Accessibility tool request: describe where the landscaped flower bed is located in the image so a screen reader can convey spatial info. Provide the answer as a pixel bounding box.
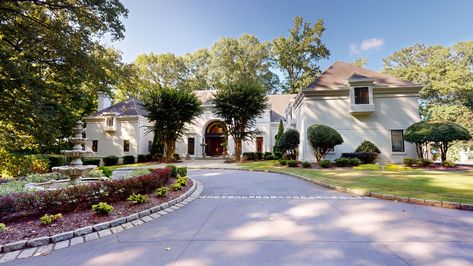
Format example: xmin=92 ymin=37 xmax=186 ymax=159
xmin=0 ymin=167 xmax=192 ymax=245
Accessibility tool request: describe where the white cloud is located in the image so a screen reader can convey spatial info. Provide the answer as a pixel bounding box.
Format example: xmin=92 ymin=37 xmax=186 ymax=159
xmin=349 ymin=38 xmax=384 ymax=54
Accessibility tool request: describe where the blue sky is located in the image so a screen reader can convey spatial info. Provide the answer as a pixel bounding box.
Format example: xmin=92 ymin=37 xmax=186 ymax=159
xmin=108 ymin=0 xmax=473 ymax=71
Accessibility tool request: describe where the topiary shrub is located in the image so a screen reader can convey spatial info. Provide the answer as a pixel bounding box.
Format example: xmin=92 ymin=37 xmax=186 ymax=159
xmin=403 ymin=157 xmax=417 ymax=167
xmin=83 ymin=158 xmax=101 ymax=166
xmin=278 ymin=159 xmax=287 ymax=166
xmin=103 ymin=155 xmax=119 ymax=166
xmin=92 ymin=202 xmax=114 ymax=215
xmin=341 ymin=152 xmax=377 ymax=164
xmin=155 ymin=187 xmax=168 ymax=197
xmin=319 ymin=159 xmax=331 ymax=168
xmin=307 ymin=124 xmax=344 ymax=162
xmin=176 ymin=166 xmax=187 ymax=177
xmin=355 ymin=140 xmax=381 ymax=154
xmin=302 ymin=161 xmax=311 ymax=168
xmin=287 ymin=160 xmax=298 ymax=167
xmin=39 ymin=213 xmax=62 ymax=225
xmin=127 ymin=193 xmax=149 ymax=204
xmin=277 ymin=129 xmax=300 ymax=159
xmin=122 ymin=155 xmax=135 ymax=165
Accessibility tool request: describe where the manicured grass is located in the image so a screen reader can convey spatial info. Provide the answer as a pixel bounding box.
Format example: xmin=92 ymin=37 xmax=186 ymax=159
xmin=239 ymin=160 xmax=473 ymax=204
xmin=107 ymin=162 xmax=158 ymax=170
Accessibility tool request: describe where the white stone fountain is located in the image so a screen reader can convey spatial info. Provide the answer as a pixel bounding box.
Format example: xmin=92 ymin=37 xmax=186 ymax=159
xmin=52 ymin=121 xmax=97 ymax=184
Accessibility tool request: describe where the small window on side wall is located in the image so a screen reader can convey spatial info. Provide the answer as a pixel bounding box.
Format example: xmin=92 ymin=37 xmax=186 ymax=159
xmin=106 ymin=117 xmax=114 ymax=127
xmin=188 ymin=138 xmax=195 ymax=155
xmin=123 ymin=140 xmax=130 ymax=152
xmin=354 ymin=87 xmax=369 ymax=104
xmin=92 ymin=140 xmax=98 ymax=152
xmin=391 ymin=130 xmax=405 ymax=152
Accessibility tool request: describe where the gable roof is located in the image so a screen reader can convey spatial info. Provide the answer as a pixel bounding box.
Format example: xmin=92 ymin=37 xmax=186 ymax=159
xmin=305 ymin=61 xmax=421 ymax=91
xmin=88 ymin=97 xmax=148 ymax=118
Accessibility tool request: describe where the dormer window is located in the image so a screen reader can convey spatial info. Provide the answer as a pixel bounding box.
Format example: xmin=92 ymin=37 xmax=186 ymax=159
xmin=103 ymin=114 xmax=117 ymax=132
xmin=354 ymin=87 xmax=369 ymax=104
xmin=106 ymin=117 xmax=114 ymax=127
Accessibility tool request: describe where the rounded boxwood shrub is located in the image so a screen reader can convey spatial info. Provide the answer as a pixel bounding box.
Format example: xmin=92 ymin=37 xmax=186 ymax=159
xmin=92 ymin=202 xmax=114 ymax=215
xmin=341 ymin=152 xmax=377 ymax=164
xmin=287 ymin=160 xmax=298 ymax=167
xmin=278 ymin=159 xmax=287 ymax=166
xmin=122 ymin=155 xmax=135 ymax=165
xmin=335 ymin=158 xmax=361 ymax=167
xmin=307 ymin=124 xmax=343 ymax=162
xmin=127 ymin=193 xmax=149 ymax=204
xmin=103 ymin=155 xmax=119 ymax=166
xmin=319 ymin=159 xmax=331 ymax=168
xmin=355 ymin=140 xmax=381 ymax=154
xmin=155 ymin=187 xmax=168 ymax=197
xmin=83 ymin=158 xmax=101 ymax=166
xmin=176 ymin=166 xmax=187 ymax=177
xmin=277 ymin=129 xmax=300 ymax=159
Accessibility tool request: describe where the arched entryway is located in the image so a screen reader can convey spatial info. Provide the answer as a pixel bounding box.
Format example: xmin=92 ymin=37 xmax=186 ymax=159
xmin=205 ymin=120 xmax=227 ymax=156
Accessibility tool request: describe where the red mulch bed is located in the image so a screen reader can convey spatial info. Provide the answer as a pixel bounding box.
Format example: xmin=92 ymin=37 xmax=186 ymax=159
xmin=0 ymin=179 xmax=192 ymax=245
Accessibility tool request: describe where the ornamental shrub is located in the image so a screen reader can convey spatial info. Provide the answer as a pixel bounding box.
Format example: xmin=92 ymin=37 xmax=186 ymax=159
xmin=277 ymin=129 xmax=300 ymax=159
xmin=417 ymin=158 xmax=434 ymax=167
xmin=0 ymin=168 xmax=171 ymax=222
xmin=173 ymin=153 xmax=180 ymax=161
xmin=99 ymin=166 xmax=112 ymax=178
xmin=166 ymin=165 xmax=178 ymax=177
xmin=341 ymin=152 xmax=377 ymax=164
xmin=335 ymin=158 xmax=361 ymax=167
xmin=273 ymin=151 xmax=283 ymax=160
xmin=39 ymin=213 xmax=63 ymax=225
xmin=287 ymin=160 xmax=298 ymax=167
xmin=355 ymin=140 xmax=381 ymax=154
xmin=92 ymin=202 xmax=114 ymax=215
xmin=302 ymin=161 xmax=311 ymax=168
xmin=123 ymin=155 xmax=135 ymax=164
xmin=264 ymin=152 xmax=272 ymax=160
xmin=265 ymin=154 xmax=275 ymax=160
xmin=155 ymin=187 xmax=168 ymax=197
xmin=242 ymin=152 xmax=256 ymax=160
xmin=171 ymin=183 xmax=182 ymax=191
xmin=138 ymin=154 xmax=152 ymax=163
xmin=278 ymin=159 xmax=287 ymax=166
xmin=442 ymin=160 xmax=455 ymax=167
xmin=177 ymin=176 xmax=188 ymax=186
xmin=0 ymin=152 xmax=49 ymax=179
xmin=319 ymin=159 xmax=331 ymax=168
xmin=403 ymin=158 xmax=418 ymax=167
xmin=128 ymin=193 xmax=149 ymax=204
xmin=45 ymin=154 xmax=66 ymax=169
xmin=176 ymin=167 xmax=187 ymax=177
xmin=103 ymin=155 xmax=119 ymax=166
xmin=307 ymin=124 xmax=344 ymax=161
xmin=0 ymin=223 xmax=6 ymax=232
xmin=255 ymin=152 xmax=263 ymax=160
xmin=83 ymin=158 xmax=101 ymax=166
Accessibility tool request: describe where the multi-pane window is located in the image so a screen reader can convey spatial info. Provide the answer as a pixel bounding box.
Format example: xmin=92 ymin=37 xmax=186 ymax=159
xmin=391 ymin=130 xmax=405 ymax=152
xmin=354 ymin=87 xmax=369 ymax=104
xmin=123 ymin=140 xmax=130 ymax=152
xmin=188 ymin=138 xmax=195 ymax=155
xmin=92 ymin=140 xmax=98 ymax=152
xmin=106 ymin=117 xmax=114 ymax=127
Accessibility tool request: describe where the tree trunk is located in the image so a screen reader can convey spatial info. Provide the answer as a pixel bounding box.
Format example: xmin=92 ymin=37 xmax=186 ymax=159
xmin=234 ymin=138 xmax=242 ymax=161
xmin=440 ymin=142 xmax=448 ymax=163
xmin=165 ymin=141 xmax=175 ymax=162
xmin=415 ymin=143 xmax=424 ymax=159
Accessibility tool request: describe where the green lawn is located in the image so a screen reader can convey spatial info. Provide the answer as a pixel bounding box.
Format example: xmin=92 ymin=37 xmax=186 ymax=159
xmin=239 ymin=160 xmax=473 ymax=204
xmin=106 ymin=162 xmax=159 ymax=170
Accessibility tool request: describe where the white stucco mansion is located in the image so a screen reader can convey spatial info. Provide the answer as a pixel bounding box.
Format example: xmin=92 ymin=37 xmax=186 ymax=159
xmin=84 ymin=61 xmax=422 ymax=163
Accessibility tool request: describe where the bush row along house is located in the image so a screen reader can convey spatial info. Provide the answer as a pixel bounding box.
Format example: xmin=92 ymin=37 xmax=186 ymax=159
xmin=84 ymin=61 xmax=421 ymax=163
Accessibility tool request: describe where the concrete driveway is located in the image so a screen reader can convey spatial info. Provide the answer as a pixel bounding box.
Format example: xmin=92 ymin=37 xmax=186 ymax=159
xmin=6 ymin=169 xmax=473 ymax=266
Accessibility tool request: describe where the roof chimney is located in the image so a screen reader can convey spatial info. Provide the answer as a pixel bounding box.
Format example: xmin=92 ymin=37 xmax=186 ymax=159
xmin=97 ymin=91 xmax=111 ymax=111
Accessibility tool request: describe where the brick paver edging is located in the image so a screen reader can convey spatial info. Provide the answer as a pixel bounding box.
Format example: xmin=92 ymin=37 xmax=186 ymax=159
xmin=187 ymin=166 xmax=473 ymax=211
xmin=0 ymin=178 xmax=203 ymax=264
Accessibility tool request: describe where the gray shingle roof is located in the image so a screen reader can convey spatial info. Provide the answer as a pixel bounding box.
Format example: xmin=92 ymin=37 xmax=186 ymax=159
xmin=88 ymin=97 xmax=148 ymax=117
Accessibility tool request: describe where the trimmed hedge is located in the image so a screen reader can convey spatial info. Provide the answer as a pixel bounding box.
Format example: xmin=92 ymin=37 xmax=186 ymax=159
xmin=0 ymin=152 xmax=49 ymax=179
xmin=83 ymin=158 xmax=101 ymax=166
xmin=44 ymin=154 xmax=66 ymax=169
xmin=287 ymin=160 xmax=298 ymax=167
xmin=0 ymin=168 xmax=171 ymax=222
xmin=137 ymin=154 xmax=153 ymax=163
xmin=242 ymin=152 xmax=256 ymax=160
xmin=319 ymin=159 xmax=331 ymax=168
xmin=264 ymin=152 xmax=272 ymax=159
xmin=103 ymin=155 xmax=119 ymax=166
xmin=122 ymin=155 xmax=135 ymax=165
xmin=274 ymin=151 xmax=283 ymax=160
xmin=341 ymin=152 xmax=377 ymax=164
xmin=255 ymin=152 xmax=263 ymax=160
xmin=335 ymin=157 xmax=362 ymax=167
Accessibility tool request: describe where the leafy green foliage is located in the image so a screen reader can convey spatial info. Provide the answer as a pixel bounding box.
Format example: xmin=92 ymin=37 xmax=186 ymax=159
xmin=335 ymin=158 xmax=361 ymax=167
xmin=155 ymin=187 xmax=168 ymax=198
xmin=0 ymin=223 xmax=5 ymax=232
xmin=273 ymin=17 xmax=330 ymax=93
xmin=0 ymin=152 xmax=49 ymax=178
xmin=127 ymin=193 xmax=149 ymax=205
xmin=99 ymin=166 xmax=113 ymax=178
xmin=442 ymin=160 xmax=455 ymax=167
xmin=92 ymin=202 xmax=114 ymax=215
xmin=278 ymin=159 xmax=287 ymax=166
xmin=83 ymin=158 xmax=101 ymax=166
xmin=302 ymin=161 xmax=311 ymax=168
xmin=403 ymin=158 xmax=418 ymax=167
xmin=318 ymin=160 xmax=331 ymax=168
xmin=166 ymin=165 xmax=178 ymax=177
xmin=39 ymin=213 xmax=63 ymax=225
xmin=355 ymin=141 xmax=381 ymax=154
xmin=243 ymin=152 xmax=256 ymax=161
xmin=171 ymin=183 xmax=183 ymax=191
xmin=276 ymin=129 xmax=300 ymax=159
xmin=307 ymin=124 xmax=344 ymax=161
xmin=142 ymin=87 xmax=203 ymax=161
xmin=273 ymin=120 xmax=285 ymax=153
xmin=177 ymin=177 xmax=189 ymax=186
xmin=123 ymin=168 xmax=151 ymax=179
xmin=103 ymin=156 xmax=119 ymax=166
xmin=341 ymin=152 xmax=378 ymax=164
xmin=176 ymin=167 xmax=188 ymax=177
xmin=287 ymin=160 xmax=298 ymax=167
xmin=122 ymin=155 xmax=135 ymax=165
xmin=0 ymin=1 xmax=128 ymax=153
xmin=212 ymin=81 xmax=267 ymax=161
xmin=274 ymin=152 xmax=283 ymax=160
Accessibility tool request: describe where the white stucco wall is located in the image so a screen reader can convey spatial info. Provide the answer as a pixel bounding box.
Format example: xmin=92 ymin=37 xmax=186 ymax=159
xmin=296 ymin=89 xmax=420 ymax=163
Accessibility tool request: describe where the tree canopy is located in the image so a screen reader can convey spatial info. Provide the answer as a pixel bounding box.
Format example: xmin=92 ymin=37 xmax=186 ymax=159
xmin=272 ymin=16 xmax=330 ymax=93
xmin=276 ymin=129 xmax=300 ymax=159
xmin=307 ymin=124 xmax=343 ymax=161
xmin=0 ymin=0 xmax=128 ymax=153
xmin=141 ymin=87 xmax=203 ymax=161
xmin=212 ymin=81 xmax=267 ymax=161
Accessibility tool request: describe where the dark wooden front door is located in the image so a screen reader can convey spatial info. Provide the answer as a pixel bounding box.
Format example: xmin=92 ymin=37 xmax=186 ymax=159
xmin=206 ymin=137 xmax=223 ymax=156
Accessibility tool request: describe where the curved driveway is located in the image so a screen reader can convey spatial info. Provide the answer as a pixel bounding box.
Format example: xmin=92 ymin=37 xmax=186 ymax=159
xmin=6 ymin=169 xmax=473 ymax=266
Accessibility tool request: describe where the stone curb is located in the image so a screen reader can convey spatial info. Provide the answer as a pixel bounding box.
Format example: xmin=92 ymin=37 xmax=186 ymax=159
xmin=187 ymin=166 xmax=473 ymax=211
xmin=0 ymin=178 xmax=202 ymax=263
